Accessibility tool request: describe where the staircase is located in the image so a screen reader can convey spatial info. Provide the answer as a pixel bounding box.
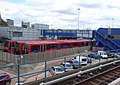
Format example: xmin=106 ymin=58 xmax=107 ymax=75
xmin=94 ymin=30 xmax=120 ymax=51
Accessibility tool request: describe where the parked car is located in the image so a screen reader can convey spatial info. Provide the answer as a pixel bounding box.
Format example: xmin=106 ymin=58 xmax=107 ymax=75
xmin=60 ymin=62 xmax=73 ymax=71
xmin=49 ymin=66 xmax=65 ymax=76
xmin=97 ymin=51 xmax=108 ymax=58
xmin=86 ymin=57 xmax=92 ymax=63
xmin=88 ymin=54 xmax=101 ymax=59
xmin=113 ymin=53 xmax=120 ymax=58
xmin=107 ymin=50 xmax=120 ymax=58
xmin=69 ymin=60 xmax=81 ymax=69
xmin=15 ymin=82 xmax=24 ymax=85
xmin=0 ymin=73 xmax=11 ymax=85
xmin=73 ymin=55 xmax=87 ymax=65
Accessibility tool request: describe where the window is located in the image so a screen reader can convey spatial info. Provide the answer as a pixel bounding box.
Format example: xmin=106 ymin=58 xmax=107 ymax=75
xmin=0 ymin=75 xmax=5 ymax=80
xmin=13 ymin=32 xmax=23 ymax=37
xmin=4 ymin=41 xmax=8 ymax=47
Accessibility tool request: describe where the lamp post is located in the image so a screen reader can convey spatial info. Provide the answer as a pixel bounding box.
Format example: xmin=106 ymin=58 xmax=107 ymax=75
xmin=112 ymin=18 xmax=114 ymax=28
xmin=77 ymin=8 xmax=80 ymax=29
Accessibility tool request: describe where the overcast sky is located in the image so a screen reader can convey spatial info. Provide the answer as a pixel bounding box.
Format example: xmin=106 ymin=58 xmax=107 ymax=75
xmin=0 ymin=0 xmax=120 ymax=30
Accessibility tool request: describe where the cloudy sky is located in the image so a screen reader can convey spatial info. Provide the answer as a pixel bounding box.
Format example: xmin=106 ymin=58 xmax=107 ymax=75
xmin=0 ymin=0 xmax=120 ymax=30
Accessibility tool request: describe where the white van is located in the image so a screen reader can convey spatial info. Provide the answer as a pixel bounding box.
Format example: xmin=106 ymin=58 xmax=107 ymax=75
xmin=97 ymin=51 xmax=108 ymax=58
xmin=73 ymin=55 xmax=87 ymax=65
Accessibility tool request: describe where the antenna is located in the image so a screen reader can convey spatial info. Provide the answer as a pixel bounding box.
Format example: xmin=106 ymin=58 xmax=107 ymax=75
xmin=0 ymin=12 xmax=1 ymax=20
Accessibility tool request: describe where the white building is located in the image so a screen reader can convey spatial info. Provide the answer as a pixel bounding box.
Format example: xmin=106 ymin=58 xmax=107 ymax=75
xmin=0 ymin=26 xmax=47 ymax=40
xmin=7 ymin=19 xmax=14 ymax=26
xmin=21 ymin=21 xmax=30 ymax=28
xmin=31 ymin=23 xmax=49 ymax=29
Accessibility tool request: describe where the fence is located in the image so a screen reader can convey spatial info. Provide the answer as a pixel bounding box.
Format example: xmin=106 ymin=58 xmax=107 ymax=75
xmin=0 ymin=51 xmax=18 ymax=63
xmin=0 ymin=46 xmax=104 ymax=64
xmin=23 ymin=46 xmax=90 ymax=64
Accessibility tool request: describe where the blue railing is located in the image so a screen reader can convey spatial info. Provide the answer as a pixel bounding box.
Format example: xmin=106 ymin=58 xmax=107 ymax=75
xmin=95 ymin=31 xmax=120 ymax=50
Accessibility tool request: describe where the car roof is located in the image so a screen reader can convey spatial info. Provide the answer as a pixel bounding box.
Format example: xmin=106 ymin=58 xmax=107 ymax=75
xmin=52 ymin=66 xmax=62 ymax=68
xmin=0 ymin=73 xmax=8 ymax=76
xmin=62 ymin=62 xmax=71 ymax=64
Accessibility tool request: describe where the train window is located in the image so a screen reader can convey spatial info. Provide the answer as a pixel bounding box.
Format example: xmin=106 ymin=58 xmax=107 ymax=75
xmin=4 ymin=41 xmax=8 ymax=47
xmin=15 ymin=42 xmax=20 ymax=54
xmin=31 ymin=46 xmax=40 ymax=52
xmin=23 ymin=44 xmax=28 ymax=54
xmin=86 ymin=42 xmax=88 ymax=46
xmin=81 ymin=42 xmax=84 ymax=46
xmin=10 ymin=42 xmax=15 ymax=47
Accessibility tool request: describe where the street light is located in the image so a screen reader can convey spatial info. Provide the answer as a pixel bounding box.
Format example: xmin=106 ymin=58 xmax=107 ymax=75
xmin=77 ymin=8 xmax=80 ymax=29
xmin=112 ymin=18 xmax=114 ymax=28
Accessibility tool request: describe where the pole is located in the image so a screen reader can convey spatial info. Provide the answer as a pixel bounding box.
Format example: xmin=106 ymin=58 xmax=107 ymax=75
xmin=44 ymin=61 xmax=47 ymax=79
xmin=79 ymin=55 xmax=81 ymax=70
xmin=112 ymin=18 xmax=114 ymax=28
xmin=17 ymin=61 xmax=20 ymax=85
xmin=77 ymin=8 xmax=80 ymax=29
xmin=64 ymin=57 xmax=66 ymax=72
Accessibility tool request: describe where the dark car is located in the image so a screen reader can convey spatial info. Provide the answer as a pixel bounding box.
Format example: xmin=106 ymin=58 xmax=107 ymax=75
xmin=88 ymin=54 xmax=101 ymax=59
xmin=86 ymin=57 xmax=92 ymax=63
xmin=69 ymin=60 xmax=81 ymax=69
xmin=0 ymin=73 xmax=11 ymax=85
xmin=106 ymin=50 xmax=116 ymax=57
xmin=107 ymin=50 xmax=120 ymax=58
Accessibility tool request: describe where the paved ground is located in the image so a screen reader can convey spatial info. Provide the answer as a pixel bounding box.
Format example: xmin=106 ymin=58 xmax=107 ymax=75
xmin=0 ymin=51 xmax=117 ymax=85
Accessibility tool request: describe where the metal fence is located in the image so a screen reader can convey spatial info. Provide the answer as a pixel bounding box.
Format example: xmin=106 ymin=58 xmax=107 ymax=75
xmin=0 ymin=46 xmax=90 ymax=64
xmin=0 ymin=51 xmax=18 ymax=63
xmin=23 ymin=46 xmax=90 ymax=64
xmin=0 ymin=46 xmax=104 ymax=64
xmin=0 ymin=46 xmax=91 ymax=64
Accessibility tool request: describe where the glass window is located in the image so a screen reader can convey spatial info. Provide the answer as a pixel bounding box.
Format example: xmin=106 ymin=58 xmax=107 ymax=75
xmin=66 ymin=64 xmax=71 ymax=67
xmin=10 ymin=42 xmax=15 ymax=47
xmin=0 ymin=76 xmax=5 ymax=80
xmin=16 ymin=42 xmax=20 ymax=54
xmin=13 ymin=32 xmax=23 ymax=37
xmin=23 ymin=44 xmax=29 ymax=54
xmin=56 ymin=68 xmax=63 ymax=72
xmin=4 ymin=41 xmax=8 ymax=47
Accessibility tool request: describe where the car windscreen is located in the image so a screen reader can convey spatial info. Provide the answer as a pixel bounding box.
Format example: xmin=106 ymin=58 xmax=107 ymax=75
xmin=73 ymin=61 xmax=79 ymax=64
xmin=56 ymin=67 xmax=64 ymax=72
xmin=82 ymin=59 xmax=87 ymax=61
xmin=65 ymin=64 xmax=72 ymax=67
xmin=0 ymin=75 xmax=6 ymax=80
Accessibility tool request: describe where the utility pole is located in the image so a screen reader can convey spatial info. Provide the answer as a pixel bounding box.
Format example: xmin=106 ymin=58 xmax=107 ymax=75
xmin=77 ymin=8 xmax=80 ymax=29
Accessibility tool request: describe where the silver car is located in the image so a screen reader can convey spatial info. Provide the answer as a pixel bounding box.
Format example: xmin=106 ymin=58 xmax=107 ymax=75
xmin=49 ymin=66 xmax=65 ymax=76
xmin=60 ymin=62 xmax=73 ymax=71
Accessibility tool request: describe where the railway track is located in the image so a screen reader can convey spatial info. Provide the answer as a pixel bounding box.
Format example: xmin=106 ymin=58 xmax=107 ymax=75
xmin=54 ymin=61 xmax=120 ymax=85
xmin=75 ymin=65 xmax=120 ymax=85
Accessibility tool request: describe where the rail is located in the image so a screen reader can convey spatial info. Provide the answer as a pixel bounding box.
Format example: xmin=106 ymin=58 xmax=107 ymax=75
xmin=75 ymin=63 xmax=120 ymax=85
xmin=39 ymin=59 xmax=120 ymax=85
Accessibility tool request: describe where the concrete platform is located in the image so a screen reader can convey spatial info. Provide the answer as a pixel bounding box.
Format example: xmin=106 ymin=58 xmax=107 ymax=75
xmin=108 ymin=77 xmax=120 ymax=85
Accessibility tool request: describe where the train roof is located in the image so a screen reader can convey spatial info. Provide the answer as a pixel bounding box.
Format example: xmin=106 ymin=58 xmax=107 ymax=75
xmin=24 ymin=41 xmax=65 ymax=45
xmin=23 ymin=39 xmax=90 ymax=45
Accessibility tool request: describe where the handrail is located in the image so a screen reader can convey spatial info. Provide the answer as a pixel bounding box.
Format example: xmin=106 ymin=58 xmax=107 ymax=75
xmin=95 ymin=31 xmax=114 ymax=49
xmin=95 ymin=31 xmax=120 ymax=49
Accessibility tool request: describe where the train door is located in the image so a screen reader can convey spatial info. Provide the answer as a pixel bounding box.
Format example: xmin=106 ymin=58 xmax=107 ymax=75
xmin=41 ymin=45 xmax=46 ymax=52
